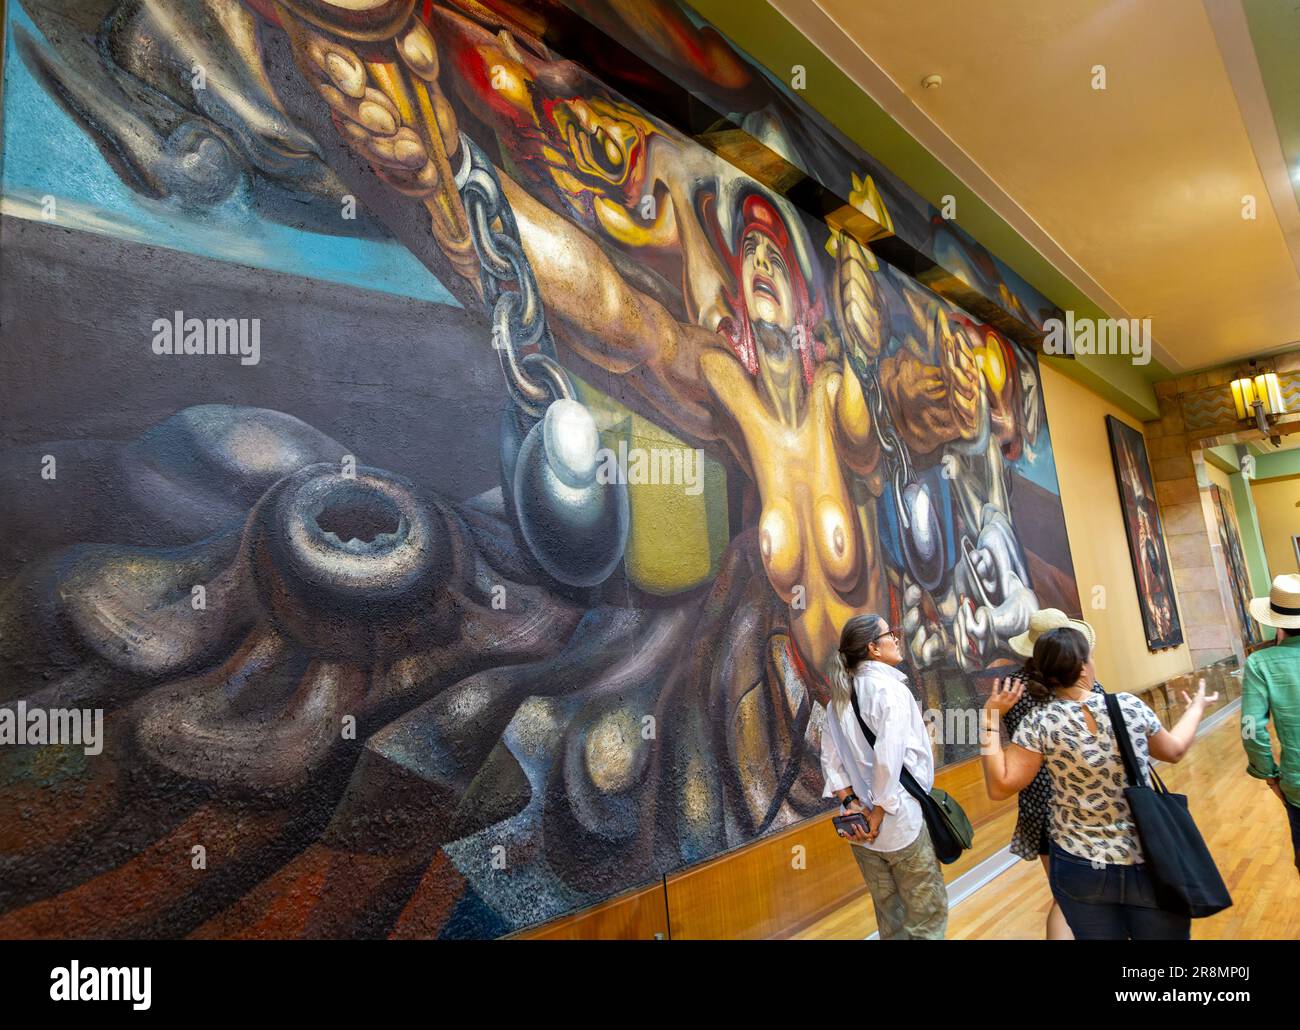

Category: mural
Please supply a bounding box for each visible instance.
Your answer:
[0,0,1079,937]
[1210,485,1263,648]
[1105,415,1183,650]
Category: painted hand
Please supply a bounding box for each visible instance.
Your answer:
[940,314,982,441]
[834,232,886,361]
[278,6,479,285]
[902,577,949,669]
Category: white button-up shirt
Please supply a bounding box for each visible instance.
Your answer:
[820,660,935,853]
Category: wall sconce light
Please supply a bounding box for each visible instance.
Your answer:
[1231,363,1288,442]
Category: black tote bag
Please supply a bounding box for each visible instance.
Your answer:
[1103,692,1232,918]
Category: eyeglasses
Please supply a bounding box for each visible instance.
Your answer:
[870,629,900,644]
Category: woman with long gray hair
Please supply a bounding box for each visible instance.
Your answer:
[821,613,948,939]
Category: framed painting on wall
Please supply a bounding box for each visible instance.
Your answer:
[1105,416,1184,650]
[1209,485,1263,647]
[1294,535,1300,571]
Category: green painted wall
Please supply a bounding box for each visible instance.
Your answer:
[1255,446,1300,480]
[1206,445,1239,474]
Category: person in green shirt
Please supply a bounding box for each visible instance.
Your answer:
[1241,574,1300,877]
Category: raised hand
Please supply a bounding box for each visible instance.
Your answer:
[1179,677,1220,707]
[985,676,1025,716]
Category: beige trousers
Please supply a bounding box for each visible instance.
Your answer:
[850,826,948,940]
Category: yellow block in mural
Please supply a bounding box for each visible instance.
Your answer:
[575,380,729,596]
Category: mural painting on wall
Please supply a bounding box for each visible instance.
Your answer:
[0,0,1079,937]
[1210,485,1263,648]
[1104,416,1183,651]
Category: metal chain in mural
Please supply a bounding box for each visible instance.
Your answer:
[456,131,571,419]
[455,130,629,587]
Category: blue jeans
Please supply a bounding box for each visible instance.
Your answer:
[1048,844,1191,940]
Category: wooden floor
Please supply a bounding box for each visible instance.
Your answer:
[796,710,1300,939]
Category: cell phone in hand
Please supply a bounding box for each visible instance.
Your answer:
[832,812,869,837]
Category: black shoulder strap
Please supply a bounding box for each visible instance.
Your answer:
[847,685,877,748]
[848,684,927,806]
[1103,691,1144,789]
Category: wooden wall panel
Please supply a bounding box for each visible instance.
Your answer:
[517,756,1016,940]
[663,754,1016,939]
[511,881,669,940]
[664,809,869,940]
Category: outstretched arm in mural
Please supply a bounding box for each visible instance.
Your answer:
[502,177,724,440]
[265,0,901,676]
[273,2,728,442]
[271,2,892,452]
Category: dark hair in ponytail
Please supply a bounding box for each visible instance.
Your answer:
[832,614,889,710]
[1020,626,1090,700]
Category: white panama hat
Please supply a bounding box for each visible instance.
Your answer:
[1249,574,1300,630]
[1008,607,1096,658]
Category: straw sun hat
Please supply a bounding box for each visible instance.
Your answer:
[1249,574,1300,630]
[1008,607,1097,658]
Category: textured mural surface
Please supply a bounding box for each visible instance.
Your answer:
[0,0,1079,937]
[1210,485,1263,649]
[1105,416,1183,651]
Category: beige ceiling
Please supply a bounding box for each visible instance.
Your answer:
[773,0,1300,373]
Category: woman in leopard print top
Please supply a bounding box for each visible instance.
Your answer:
[1001,609,1100,940]
[981,626,1218,940]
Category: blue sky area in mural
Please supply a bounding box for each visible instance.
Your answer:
[0,2,458,308]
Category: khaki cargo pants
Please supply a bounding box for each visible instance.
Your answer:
[850,827,948,940]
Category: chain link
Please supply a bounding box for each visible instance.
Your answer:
[457,132,573,419]
[854,355,911,487]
